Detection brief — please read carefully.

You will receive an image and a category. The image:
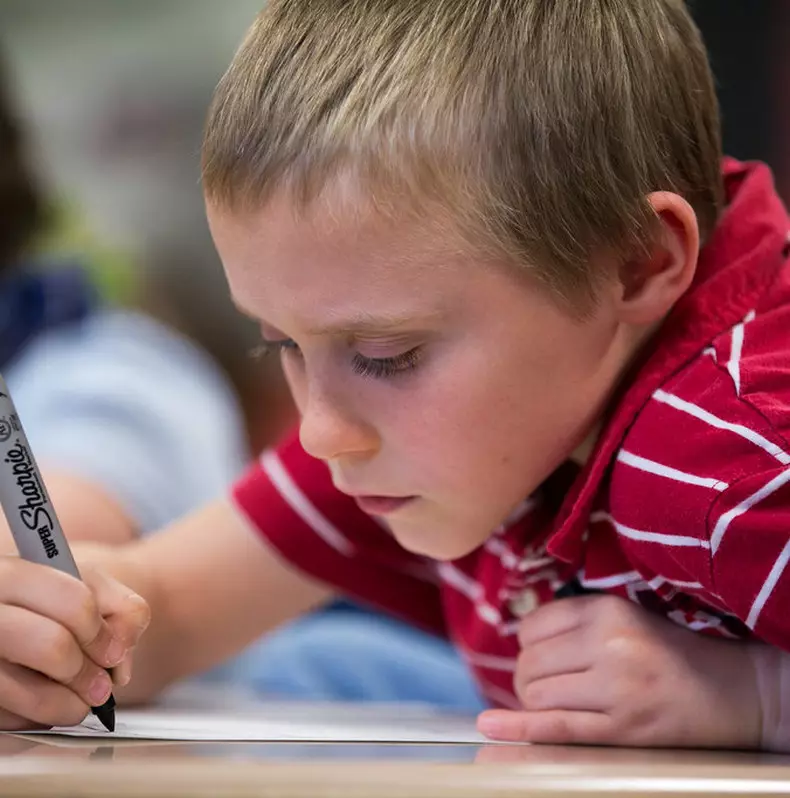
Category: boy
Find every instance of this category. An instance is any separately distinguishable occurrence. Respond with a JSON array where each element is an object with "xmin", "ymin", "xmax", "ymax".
[{"xmin": 0, "ymin": 0, "xmax": 789, "ymax": 749}]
